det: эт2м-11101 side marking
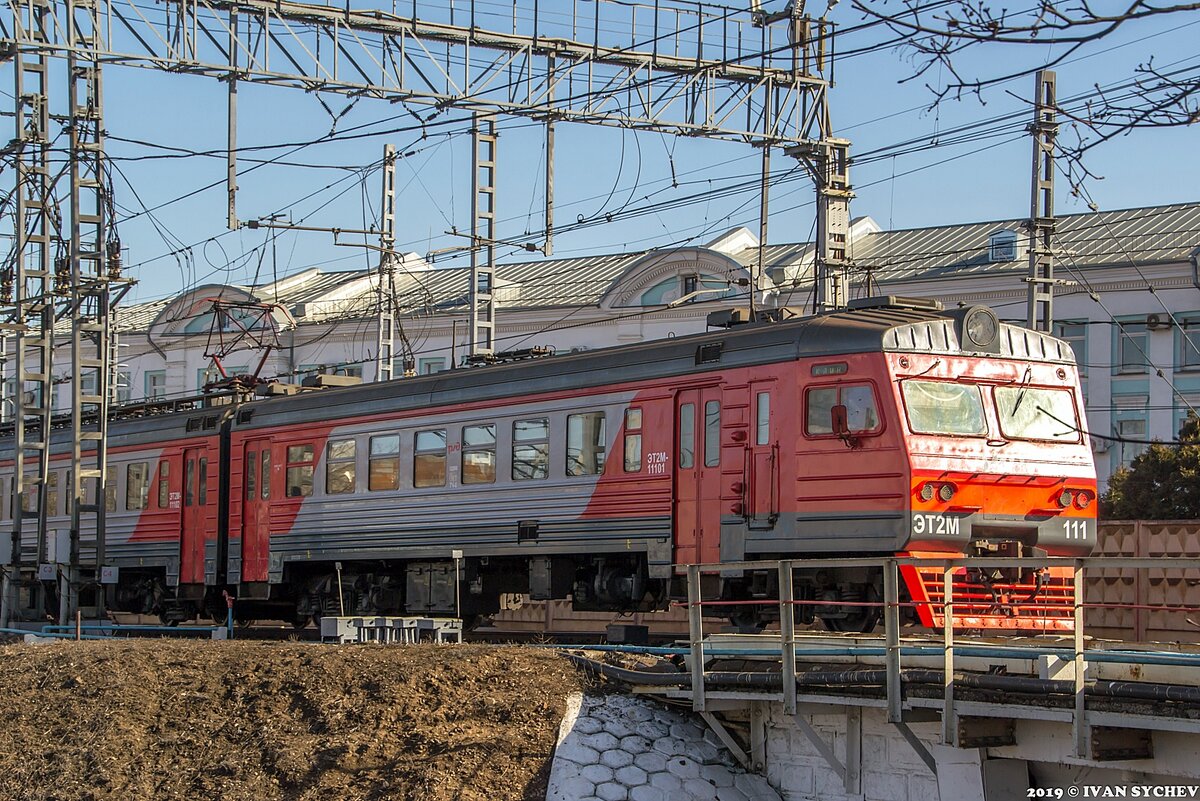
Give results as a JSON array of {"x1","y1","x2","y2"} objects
[{"x1": 0, "y1": 297, "x2": 1096, "y2": 631}]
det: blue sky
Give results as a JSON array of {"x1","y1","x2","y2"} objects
[{"x1": 11, "y1": 0, "x2": 1197, "y2": 305}]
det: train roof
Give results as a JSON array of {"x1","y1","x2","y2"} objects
[
  {"x1": 0, "y1": 301, "x2": 1076, "y2": 454},
  {"x1": 231, "y1": 301, "x2": 1074, "y2": 432}
]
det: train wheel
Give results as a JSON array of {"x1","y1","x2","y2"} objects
[
  {"x1": 727, "y1": 613, "x2": 767, "y2": 633},
  {"x1": 819, "y1": 585, "x2": 881, "y2": 633}
]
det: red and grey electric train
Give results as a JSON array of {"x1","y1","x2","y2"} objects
[{"x1": 0, "y1": 298, "x2": 1097, "y2": 631}]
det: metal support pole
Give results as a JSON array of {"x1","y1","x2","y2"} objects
[
  {"x1": 942, "y1": 564, "x2": 956, "y2": 745},
  {"x1": 883, "y1": 558, "x2": 901, "y2": 722},
  {"x1": 1073, "y1": 559, "x2": 1087, "y2": 758},
  {"x1": 686, "y1": 563, "x2": 705, "y2": 712},
  {"x1": 754, "y1": 145, "x2": 769, "y2": 320},
  {"x1": 543, "y1": 55, "x2": 555, "y2": 258},
  {"x1": 469, "y1": 114, "x2": 497, "y2": 357},
  {"x1": 226, "y1": 8, "x2": 239, "y2": 231},
  {"x1": 778, "y1": 560, "x2": 796, "y2": 714},
  {"x1": 376, "y1": 144, "x2": 397, "y2": 382},
  {"x1": 813, "y1": 137, "x2": 853, "y2": 314},
  {"x1": 65, "y1": 0, "x2": 113, "y2": 623},
  {"x1": 1026, "y1": 70, "x2": 1057, "y2": 332},
  {"x1": 7, "y1": 0, "x2": 57, "y2": 624}
]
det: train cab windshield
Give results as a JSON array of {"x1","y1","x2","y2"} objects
[
  {"x1": 900, "y1": 379, "x2": 1081, "y2": 443},
  {"x1": 994, "y1": 386, "x2": 1079, "y2": 442},
  {"x1": 900, "y1": 380, "x2": 987, "y2": 436}
]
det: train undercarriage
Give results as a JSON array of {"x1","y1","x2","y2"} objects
[{"x1": 107, "y1": 534, "x2": 1069, "y2": 633}]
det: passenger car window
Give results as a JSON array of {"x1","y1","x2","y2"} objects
[
  {"x1": 704, "y1": 401, "x2": 721, "y2": 467},
  {"x1": 567, "y1": 412, "x2": 606, "y2": 476},
  {"x1": 285, "y1": 444, "x2": 315, "y2": 497},
  {"x1": 462, "y1": 425, "x2": 496, "y2": 485},
  {"x1": 678, "y1": 404, "x2": 695, "y2": 469},
  {"x1": 624, "y1": 408, "x2": 642, "y2": 473},
  {"x1": 326, "y1": 439, "x2": 357, "y2": 494},
  {"x1": 513, "y1": 419, "x2": 549, "y2": 480},
  {"x1": 756, "y1": 392, "x2": 770, "y2": 445},
  {"x1": 158, "y1": 461, "x2": 170, "y2": 508},
  {"x1": 414, "y1": 429, "x2": 447, "y2": 488},
  {"x1": 126, "y1": 462, "x2": 149, "y2": 510},
  {"x1": 369, "y1": 435, "x2": 400, "y2": 491}
]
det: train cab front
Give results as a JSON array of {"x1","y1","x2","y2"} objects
[{"x1": 887, "y1": 306, "x2": 1098, "y2": 631}]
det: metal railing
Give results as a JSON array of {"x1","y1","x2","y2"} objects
[{"x1": 683, "y1": 556, "x2": 1200, "y2": 758}]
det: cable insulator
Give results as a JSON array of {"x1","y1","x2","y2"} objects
[
  {"x1": 54, "y1": 255, "x2": 70, "y2": 296},
  {"x1": 106, "y1": 240, "x2": 122, "y2": 279}
]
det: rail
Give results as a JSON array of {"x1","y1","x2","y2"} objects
[{"x1": 682, "y1": 556, "x2": 1200, "y2": 758}]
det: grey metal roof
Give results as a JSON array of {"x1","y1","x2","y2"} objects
[
  {"x1": 106, "y1": 201, "x2": 1200, "y2": 332},
  {"x1": 848, "y1": 202, "x2": 1200, "y2": 284}
]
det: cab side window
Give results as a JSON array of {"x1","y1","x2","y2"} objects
[{"x1": 805, "y1": 384, "x2": 881, "y2": 436}]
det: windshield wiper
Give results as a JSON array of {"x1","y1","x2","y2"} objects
[{"x1": 1009, "y1": 366, "x2": 1033, "y2": 418}]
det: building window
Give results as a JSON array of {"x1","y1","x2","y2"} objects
[
  {"x1": 1178, "y1": 317, "x2": 1200, "y2": 371},
  {"x1": 567, "y1": 412, "x2": 606, "y2": 477},
  {"x1": 461, "y1": 425, "x2": 496, "y2": 485},
  {"x1": 297, "y1": 364, "x2": 321, "y2": 384},
  {"x1": 513, "y1": 418, "x2": 549, "y2": 480},
  {"x1": 756, "y1": 392, "x2": 771, "y2": 445},
  {"x1": 624, "y1": 408, "x2": 643, "y2": 473},
  {"x1": 286, "y1": 444, "x2": 315, "y2": 497},
  {"x1": 418, "y1": 357, "x2": 447, "y2": 375},
  {"x1": 336, "y1": 364, "x2": 364, "y2": 379},
  {"x1": 325, "y1": 439, "x2": 356, "y2": 494},
  {"x1": 369, "y1": 435, "x2": 400, "y2": 491},
  {"x1": 988, "y1": 230, "x2": 1018, "y2": 262},
  {"x1": 414, "y1": 429, "x2": 447, "y2": 488},
  {"x1": 1112, "y1": 395, "x2": 1149, "y2": 469},
  {"x1": 145, "y1": 370, "x2": 166, "y2": 400},
  {"x1": 115, "y1": 371, "x2": 132, "y2": 404},
  {"x1": 1115, "y1": 320, "x2": 1149, "y2": 374},
  {"x1": 1053, "y1": 321, "x2": 1089, "y2": 376},
  {"x1": 126, "y1": 462, "x2": 150, "y2": 510},
  {"x1": 197, "y1": 365, "x2": 222, "y2": 390}
]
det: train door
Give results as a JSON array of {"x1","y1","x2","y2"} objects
[
  {"x1": 748, "y1": 382, "x2": 778, "y2": 521},
  {"x1": 241, "y1": 439, "x2": 272, "y2": 583},
  {"x1": 180, "y1": 446, "x2": 207, "y2": 585},
  {"x1": 674, "y1": 387, "x2": 723, "y2": 565}
]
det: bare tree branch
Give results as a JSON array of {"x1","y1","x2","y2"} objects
[{"x1": 849, "y1": 0, "x2": 1200, "y2": 189}]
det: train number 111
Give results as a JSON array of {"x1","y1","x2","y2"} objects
[{"x1": 1062, "y1": 519, "x2": 1089, "y2": 540}]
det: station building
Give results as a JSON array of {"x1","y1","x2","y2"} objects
[{"x1": 13, "y1": 201, "x2": 1200, "y2": 488}]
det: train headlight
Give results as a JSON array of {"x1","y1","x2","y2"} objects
[
  {"x1": 919, "y1": 483, "x2": 935, "y2": 502},
  {"x1": 964, "y1": 307, "x2": 999, "y2": 349},
  {"x1": 1058, "y1": 490, "x2": 1073, "y2": 508},
  {"x1": 1074, "y1": 491, "x2": 1092, "y2": 510},
  {"x1": 938, "y1": 483, "x2": 956, "y2": 502}
]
